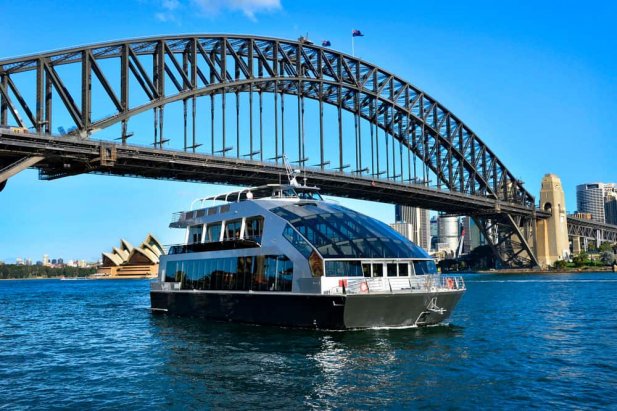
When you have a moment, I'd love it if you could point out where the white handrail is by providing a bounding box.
[331,275,466,295]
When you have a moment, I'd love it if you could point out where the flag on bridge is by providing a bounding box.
[322,40,331,47]
[352,29,364,37]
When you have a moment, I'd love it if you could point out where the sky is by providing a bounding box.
[1,0,616,263]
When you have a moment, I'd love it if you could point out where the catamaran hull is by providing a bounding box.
[150,290,464,329]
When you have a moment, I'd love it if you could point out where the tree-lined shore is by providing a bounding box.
[0,264,97,279]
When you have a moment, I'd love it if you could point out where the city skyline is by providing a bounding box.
[1,0,616,261]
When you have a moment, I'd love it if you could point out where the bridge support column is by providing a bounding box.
[572,236,581,255]
[536,174,570,267]
[0,156,44,191]
[473,214,539,268]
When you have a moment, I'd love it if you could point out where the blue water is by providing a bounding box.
[2,274,617,410]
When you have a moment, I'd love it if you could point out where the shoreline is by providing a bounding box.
[474,266,616,275]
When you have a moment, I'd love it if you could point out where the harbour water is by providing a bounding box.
[2,273,617,409]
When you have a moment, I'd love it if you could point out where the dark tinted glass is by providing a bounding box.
[166,255,293,291]
[245,216,264,243]
[325,260,363,277]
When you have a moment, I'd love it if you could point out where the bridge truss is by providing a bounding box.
[0,35,541,267]
[567,217,617,244]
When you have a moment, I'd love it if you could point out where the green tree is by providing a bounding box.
[600,251,615,266]
[599,242,614,253]
[572,252,590,267]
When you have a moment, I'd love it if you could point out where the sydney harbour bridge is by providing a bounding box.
[0,35,615,268]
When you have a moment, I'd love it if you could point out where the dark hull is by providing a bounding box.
[150,289,464,330]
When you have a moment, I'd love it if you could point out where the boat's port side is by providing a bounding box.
[150,289,348,329]
[150,276,465,329]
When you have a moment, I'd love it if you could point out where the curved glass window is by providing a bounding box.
[272,203,431,259]
[283,224,314,258]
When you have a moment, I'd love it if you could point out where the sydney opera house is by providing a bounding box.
[95,234,165,278]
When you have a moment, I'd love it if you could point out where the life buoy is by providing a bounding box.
[360,281,369,293]
[446,278,455,289]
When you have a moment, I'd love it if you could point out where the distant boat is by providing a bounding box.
[59,276,90,281]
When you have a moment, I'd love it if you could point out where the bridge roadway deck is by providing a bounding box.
[0,131,546,218]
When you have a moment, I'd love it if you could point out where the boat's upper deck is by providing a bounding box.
[171,184,323,228]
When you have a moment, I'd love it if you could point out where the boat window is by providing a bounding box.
[236,256,253,290]
[264,255,293,291]
[244,216,264,243]
[205,223,222,242]
[297,191,323,201]
[362,263,371,277]
[165,261,184,282]
[272,203,431,259]
[373,264,383,277]
[167,255,292,292]
[224,219,242,241]
[387,263,398,277]
[188,225,203,244]
[325,261,363,277]
[282,188,296,197]
[413,260,438,275]
[399,263,409,276]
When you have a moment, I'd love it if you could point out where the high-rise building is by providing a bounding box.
[430,216,439,251]
[390,222,414,243]
[394,205,431,251]
[462,216,484,254]
[605,192,617,225]
[577,183,617,223]
[43,254,50,266]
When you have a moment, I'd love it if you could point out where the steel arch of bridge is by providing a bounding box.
[0,34,539,267]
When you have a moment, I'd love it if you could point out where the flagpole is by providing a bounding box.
[352,32,355,57]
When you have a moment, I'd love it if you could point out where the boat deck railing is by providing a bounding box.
[328,275,465,295]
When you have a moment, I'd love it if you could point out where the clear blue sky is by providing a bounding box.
[1,0,616,263]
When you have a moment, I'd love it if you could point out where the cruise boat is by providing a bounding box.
[150,177,465,329]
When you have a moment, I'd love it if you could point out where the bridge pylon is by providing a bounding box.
[536,174,570,267]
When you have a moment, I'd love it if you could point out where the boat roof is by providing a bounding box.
[190,183,321,209]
